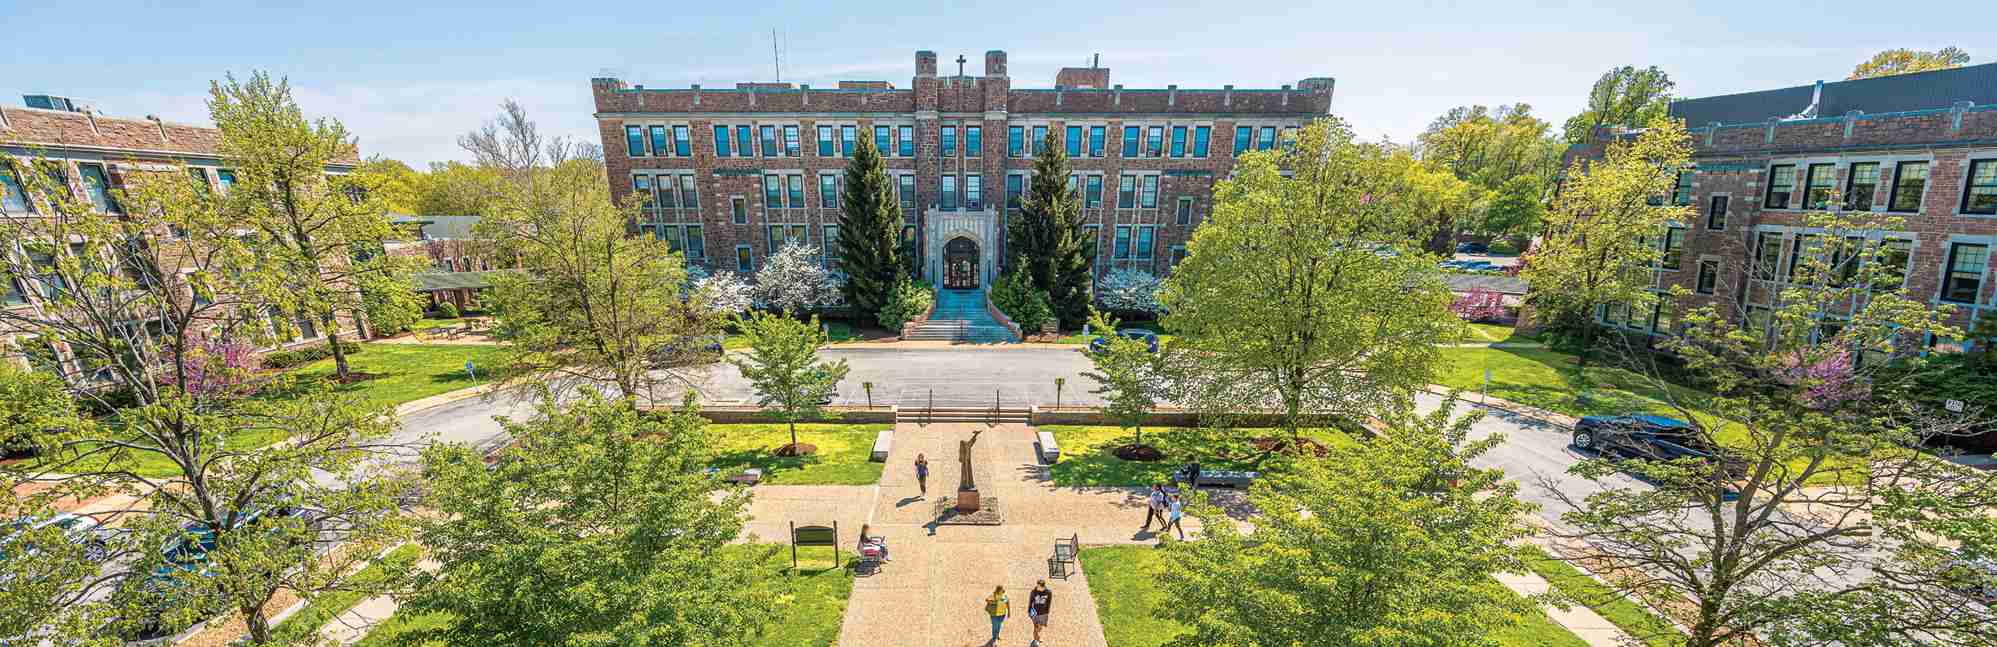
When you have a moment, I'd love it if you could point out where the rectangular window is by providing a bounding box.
[1764,164,1796,209]
[1118,175,1137,209]
[941,126,957,157]
[1964,160,1997,215]
[713,125,732,157]
[1066,126,1082,157]
[77,163,116,213]
[1804,163,1836,210]
[625,125,645,157]
[764,174,783,207]
[1,165,30,213]
[941,175,958,210]
[1942,243,1989,303]
[1707,195,1728,230]
[1083,225,1102,269]
[673,126,690,157]
[790,225,808,250]
[761,126,779,157]
[648,126,668,157]
[965,174,983,210]
[1660,227,1685,270]
[1145,126,1164,157]
[731,197,748,225]
[1170,126,1187,158]
[875,126,891,155]
[783,125,800,157]
[1033,126,1049,155]
[898,126,914,157]
[818,125,835,157]
[1696,260,1719,294]
[737,127,753,158]
[1876,239,1913,290]
[1176,198,1193,225]
[1140,175,1159,209]
[660,225,683,251]
[823,224,840,265]
[1123,126,1140,157]
[684,225,705,262]
[1089,126,1105,157]
[1114,226,1132,259]
[820,175,839,208]
[657,176,677,208]
[965,126,981,157]
[786,175,804,208]
[736,245,753,273]
[768,224,788,254]
[1006,174,1024,209]
[1755,232,1782,279]
[1671,170,1694,206]
[216,169,236,193]
[1008,126,1024,157]
[633,176,654,212]
[899,175,917,209]
[680,175,698,208]
[1170,246,1187,267]
[1193,126,1211,157]
[1135,226,1155,261]
[841,125,856,157]
[1845,162,1879,211]
[1234,126,1253,156]
[1788,235,1820,282]
[1084,175,1103,209]
[1258,127,1277,150]
[1890,161,1928,212]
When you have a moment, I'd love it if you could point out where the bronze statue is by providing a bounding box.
[956,430,982,512]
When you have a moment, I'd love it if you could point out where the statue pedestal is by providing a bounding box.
[956,487,981,513]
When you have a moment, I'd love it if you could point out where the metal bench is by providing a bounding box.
[1035,431,1061,464]
[705,467,764,485]
[870,430,893,462]
[1048,533,1080,579]
[1172,466,1257,488]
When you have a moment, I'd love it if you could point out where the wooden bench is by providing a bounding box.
[1048,533,1080,579]
[1035,431,1061,464]
[870,431,893,462]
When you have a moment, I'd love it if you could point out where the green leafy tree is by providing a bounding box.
[1159,117,1459,441]
[417,160,510,217]
[1849,46,1971,79]
[0,363,79,456]
[353,156,423,214]
[1081,309,1165,449]
[1548,209,1997,647]
[1417,104,1562,246]
[1521,117,1692,369]
[1478,175,1548,247]
[210,72,422,380]
[877,277,933,332]
[407,393,784,646]
[990,262,1054,333]
[729,311,850,455]
[1158,404,1537,646]
[1008,128,1097,328]
[360,267,427,336]
[1562,66,1676,144]
[837,136,903,316]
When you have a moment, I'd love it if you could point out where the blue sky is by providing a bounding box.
[5,1,1990,166]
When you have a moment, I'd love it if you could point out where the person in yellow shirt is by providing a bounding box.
[984,585,1011,645]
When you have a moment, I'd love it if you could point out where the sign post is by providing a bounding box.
[464,360,477,380]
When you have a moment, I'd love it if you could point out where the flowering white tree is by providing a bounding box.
[753,242,841,314]
[1095,268,1165,316]
[693,270,754,316]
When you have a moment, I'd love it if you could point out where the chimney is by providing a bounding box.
[984,50,1008,77]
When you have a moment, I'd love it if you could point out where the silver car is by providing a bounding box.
[2,513,110,561]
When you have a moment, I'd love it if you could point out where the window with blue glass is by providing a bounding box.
[966,174,982,210]
[899,175,917,209]
[650,126,669,156]
[783,125,800,157]
[625,126,645,157]
[1234,126,1252,156]
[736,245,753,273]
[1066,126,1082,157]
[730,197,747,224]
[216,169,236,193]
[1169,127,1187,158]
[1123,126,1140,157]
[820,174,839,208]
[761,126,779,157]
[78,163,117,213]
[875,126,891,155]
[657,176,677,208]
[1118,175,1136,209]
[713,126,732,157]
[841,125,856,157]
[1258,127,1276,150]
[737,127,753,158]
[1008,126,1024,157]
[764,174,783,206]
[941,127,957,157]
[1140,175,1159,209]
[941,175,958,210]
[966,126,981,157]
[1134,226,1155,260]
[818,126,836,157]
[1006,174,1024,208]
[1,165,31,213]
[898,126,914,157]
[680,175,698,208]
[1193,126,1210,157]
[1145,127,1164,157]
[673,126,690,156]
[787,175,805,208]
[633,176,653,212]
[1089,126,1105,157]
[1114,226,1132,259]
[1085,175,1103,209]
[1032,126,1048,155]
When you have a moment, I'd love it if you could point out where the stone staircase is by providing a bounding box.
[904,288,1018,343]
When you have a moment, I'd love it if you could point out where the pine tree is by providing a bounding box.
[838,136,903,315]
[1008,128,1097,328]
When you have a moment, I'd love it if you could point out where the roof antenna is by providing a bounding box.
[1092,53,1100,69]
[771,28,782,81]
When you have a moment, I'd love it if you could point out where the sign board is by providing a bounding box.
[1946,399,1965,413]
[790,521,840,570]
[464,360,477,380]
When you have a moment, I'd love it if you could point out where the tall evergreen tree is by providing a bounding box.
[1007,129,1096,328]
[837,136,903,315]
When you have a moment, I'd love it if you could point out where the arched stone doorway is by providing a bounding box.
[943,236,980,289]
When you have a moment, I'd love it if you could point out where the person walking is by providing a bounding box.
[916,454,930,494]
[985,585,1011,645]
[1140,484,1168,531]
[1027,579,1054,645]
[1165,494,1186,540]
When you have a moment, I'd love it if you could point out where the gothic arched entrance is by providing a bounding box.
[943,236,980,289]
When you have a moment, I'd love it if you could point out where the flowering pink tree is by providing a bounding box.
[1449,288,1509,323]
[170,334,263,397]
[1781,350,1870,411]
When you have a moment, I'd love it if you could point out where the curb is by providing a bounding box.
[391,381,505,417]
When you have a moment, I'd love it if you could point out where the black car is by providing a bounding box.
[1088,329,1160,354]
[1456,242,1489,254]
[1572,415,1742,473]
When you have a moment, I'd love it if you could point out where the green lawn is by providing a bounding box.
[1524,547,1681,647]
[353,545,851,647]
[725,320,861,349]
[1462,322,1531,344]
[1044,425,1358,488]
[706,423,892,485]
[1435,346,1708,422]
[271,544,425,643]
[1079,545,1585,647]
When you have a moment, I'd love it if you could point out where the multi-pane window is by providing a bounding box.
[1170,246,1187,267]
[1845,162,1879,211]
[1140,175,1159,209]
[1118,175,1137,209]
[768,225,794,254]
[1963,160,1997,215]
[216,169,236,193]
[818,126,836,157]
[965,126,981,157]
[786,175,804,208]
[1033,126,1049,155]
[764,174,783,206]
[1660,227,1685,270]
[78,163,116,213]
[1707,195,1729,230]
[1123,126,1140,157]
[1890,161,1928,212]
[634,176,653,211]
[1008,126,1024,157]
[1671,170,1694,206]
[625,126,645,157]
[939,126,957,157]
[899,126,914,157]
[1170,127,1187,158]
[1192,126,1211,157]
[1006,174,1024,209]
[1755,232,1782,278]
[823,224,840,265]
[673,126,690,156]
[841,125,856,157]
[1,165,31,213]
[1941,242,1989,303]
[1234,126,1252,156]
[714,125,732,157]
[960,174,981,210]
[941,175,958,210]
[1145,126,1164,157]
[656,176,678,208]
[1257,127,1277,150]
[736,246,754,273]
[732,197,749,224]
[650,125,671,157]
[875,126,891,155]
[1696,260,1719,294]
[683,225,705,263]
[1066,126,1082,157]
[680,175,698,208]
[737,127,753,157]
[820,175,839,208]
[1088,126,1105,157]
[1176,198,1193,225]
[1084,175,1103,209]
[657,225,682,250]
[1113,226,1132,259]
[1134,226,1155,261]
[1787,235,1819,282]
[761,126,779,157]
[898,175,917,209]
[783,125,800,157]
[1764,164,1797,209]
[1876,239,1913,290]
[1804,163,1836,210]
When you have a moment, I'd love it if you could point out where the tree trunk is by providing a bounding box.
[325,324,351,380]
[241,600,272,644]
[788,420,798,450]
[1135,422,1144,447]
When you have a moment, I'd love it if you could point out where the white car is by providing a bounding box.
[2,513,110,561]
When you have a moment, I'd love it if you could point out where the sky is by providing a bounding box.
[6,1,1991,167]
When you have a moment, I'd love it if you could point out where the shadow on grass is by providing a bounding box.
[1043,427,1307,490]
[708,447,827,480]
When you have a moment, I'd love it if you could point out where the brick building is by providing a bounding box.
[1,95,363,378]
[385,214,509,313]
[1567,64,1997,347]
[591,50,1333,290]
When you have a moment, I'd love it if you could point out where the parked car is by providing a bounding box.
[1457,242,1489,254]
[1459,261,1498,272]
[1946,554,1997,602]
[648,333,725,368]
[1089,329,1160,353]
[116,504,314,641]
[1572,415,1743,474]
[1,513,109,562]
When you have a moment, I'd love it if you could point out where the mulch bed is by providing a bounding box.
[1246,437,1333,458]
[773,442,818,457]
[1113,444,1165,461]
[931,496,1004,525]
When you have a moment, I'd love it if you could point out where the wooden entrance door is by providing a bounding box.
[943,237,979,289]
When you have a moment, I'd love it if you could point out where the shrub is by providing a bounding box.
[435,301,460,319]
[1449,288,1509,323]
[0,365,76,457]
[991,268,1054,333]
[878,278,934,332]
[261,340,365,369]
